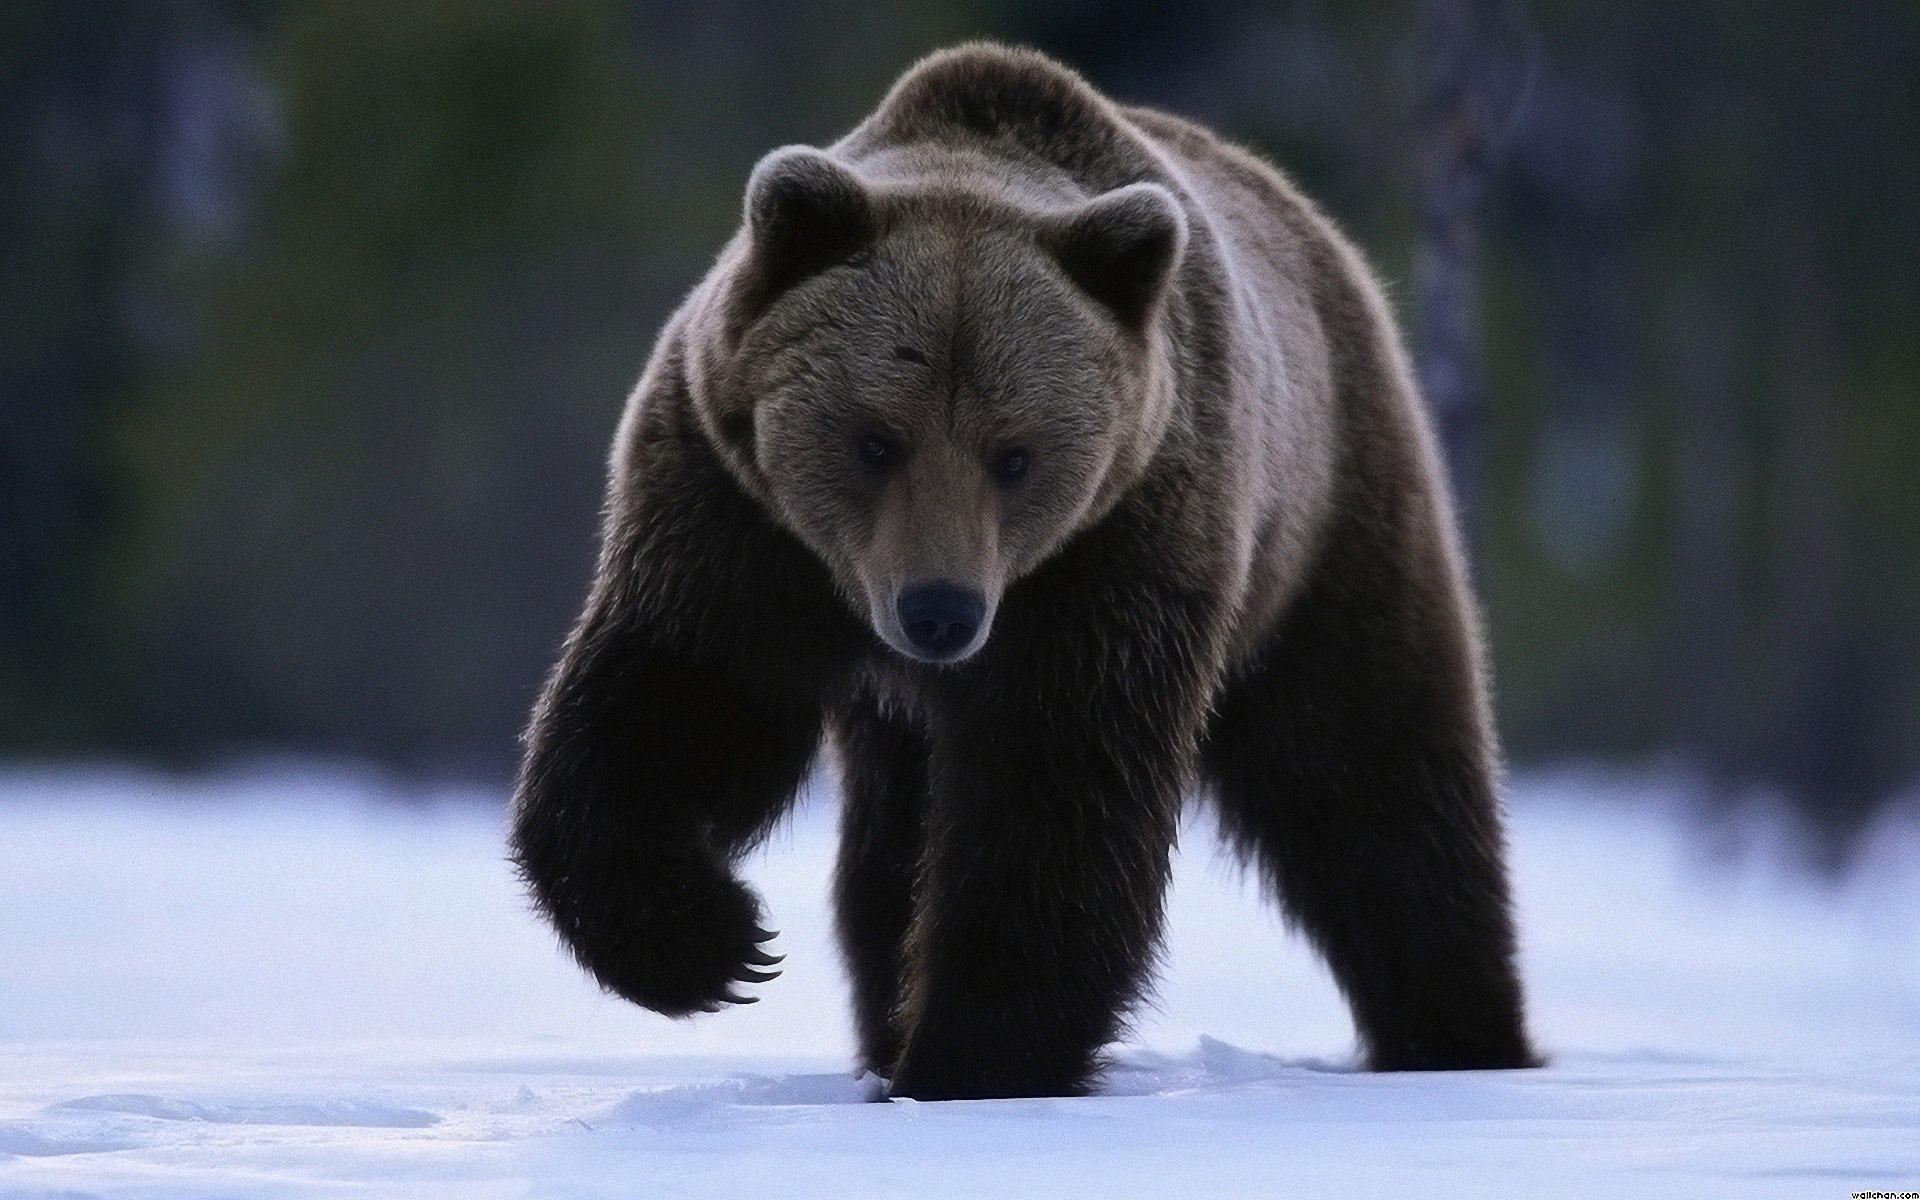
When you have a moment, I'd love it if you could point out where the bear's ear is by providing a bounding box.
[1044,182,1187,327]
[743,146,877,304]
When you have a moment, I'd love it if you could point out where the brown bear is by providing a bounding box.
[510,43,1534,1101]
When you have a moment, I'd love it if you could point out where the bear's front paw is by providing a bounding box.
[573,865,785,1018]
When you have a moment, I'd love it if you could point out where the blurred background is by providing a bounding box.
[3,0,1916,866]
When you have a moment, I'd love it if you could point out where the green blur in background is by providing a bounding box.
[2,1,1915,863]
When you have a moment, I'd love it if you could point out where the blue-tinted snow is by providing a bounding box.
[0,765,1914,1198]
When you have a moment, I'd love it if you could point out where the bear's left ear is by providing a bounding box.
[743,146,877,306]
[1044,182,1187,327]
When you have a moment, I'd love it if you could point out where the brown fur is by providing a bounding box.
[511,43,1534,1100]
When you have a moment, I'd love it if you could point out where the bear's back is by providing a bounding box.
[840,43,1329,284]
[840,43,1155,194]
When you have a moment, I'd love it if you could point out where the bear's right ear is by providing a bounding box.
[742,147,877,306]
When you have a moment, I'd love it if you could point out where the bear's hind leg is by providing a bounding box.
[828,691,930,1077]
[1204,522,1535,1072]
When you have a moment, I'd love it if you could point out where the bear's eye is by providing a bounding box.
[990,447,1030,484]
[857,432,901,470]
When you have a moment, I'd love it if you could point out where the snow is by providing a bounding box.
[1,763,1916,1198]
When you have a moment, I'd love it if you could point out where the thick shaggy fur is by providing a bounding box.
[511,44,1534,1100]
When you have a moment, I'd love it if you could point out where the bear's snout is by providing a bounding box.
[895,582,986,661]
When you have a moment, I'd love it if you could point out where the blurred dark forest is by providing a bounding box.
[3,2,1916,859]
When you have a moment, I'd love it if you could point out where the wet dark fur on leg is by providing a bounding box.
[1204,487,1535,1071]
[828,690,929,1075]
[509,398,861,1017]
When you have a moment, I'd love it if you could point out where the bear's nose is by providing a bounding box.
[895,583,985,660]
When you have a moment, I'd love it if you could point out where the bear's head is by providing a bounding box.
[688,146,1187,663]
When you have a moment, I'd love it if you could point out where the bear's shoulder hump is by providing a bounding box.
[867,43,1126,163]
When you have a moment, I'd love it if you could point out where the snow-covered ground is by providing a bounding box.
[0,764,1915,1198]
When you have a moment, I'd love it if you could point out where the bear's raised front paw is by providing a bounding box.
[576,869,785,1018]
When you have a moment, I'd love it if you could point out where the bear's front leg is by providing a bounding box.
[512,598,817,1015]
[888,562,1225,1100]
[511,416,856,1017]
[829,690,931,1077]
